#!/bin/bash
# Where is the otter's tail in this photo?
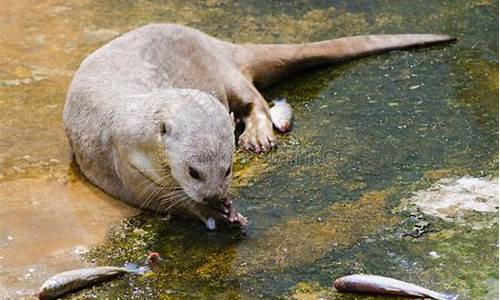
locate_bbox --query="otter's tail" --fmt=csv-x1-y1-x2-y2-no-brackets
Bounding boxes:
236,34,455,87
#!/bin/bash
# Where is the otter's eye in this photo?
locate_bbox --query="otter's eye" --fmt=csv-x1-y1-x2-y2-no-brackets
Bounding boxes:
189,166,200,180
225,166,231,177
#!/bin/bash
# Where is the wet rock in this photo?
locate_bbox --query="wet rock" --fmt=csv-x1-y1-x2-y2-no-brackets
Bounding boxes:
408,176,498,227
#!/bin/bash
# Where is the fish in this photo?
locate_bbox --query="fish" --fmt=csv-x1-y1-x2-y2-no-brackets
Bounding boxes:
333,274,457,300
269,99,293,133
38,264,146,300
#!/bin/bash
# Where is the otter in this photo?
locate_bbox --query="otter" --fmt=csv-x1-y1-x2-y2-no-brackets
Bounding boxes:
63,24,454,226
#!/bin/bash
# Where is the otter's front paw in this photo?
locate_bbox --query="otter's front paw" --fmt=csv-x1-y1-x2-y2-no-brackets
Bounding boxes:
238,113,276,153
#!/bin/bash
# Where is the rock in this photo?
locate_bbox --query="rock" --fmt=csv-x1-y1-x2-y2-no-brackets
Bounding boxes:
408,176,498,227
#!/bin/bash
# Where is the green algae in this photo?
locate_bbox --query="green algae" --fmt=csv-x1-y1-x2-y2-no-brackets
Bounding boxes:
234,190,396,275
288,281,334,300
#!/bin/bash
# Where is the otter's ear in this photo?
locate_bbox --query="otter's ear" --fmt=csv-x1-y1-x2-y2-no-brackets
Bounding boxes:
159,121,172,137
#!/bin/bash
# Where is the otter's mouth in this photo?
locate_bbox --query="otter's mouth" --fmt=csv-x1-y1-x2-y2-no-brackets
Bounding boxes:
130,162,247,226
207,197,232,214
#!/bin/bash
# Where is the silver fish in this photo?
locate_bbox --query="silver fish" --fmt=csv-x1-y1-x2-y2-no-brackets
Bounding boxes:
38,266,134,300
333,274,457,300
270,99,292,132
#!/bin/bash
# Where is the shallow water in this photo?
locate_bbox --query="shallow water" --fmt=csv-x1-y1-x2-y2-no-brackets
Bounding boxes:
0,0,498,299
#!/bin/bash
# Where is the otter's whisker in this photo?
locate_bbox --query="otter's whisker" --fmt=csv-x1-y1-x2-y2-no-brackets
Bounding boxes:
160,193,189,212
156,190,183,209
159,197,183,213
136,176,162,200
181,200,209,224
137,172,173,196
160,192,186,207
140,187,163,211
136,173,180,210
138,184,161,210
141,183,178,211
145,184,175,210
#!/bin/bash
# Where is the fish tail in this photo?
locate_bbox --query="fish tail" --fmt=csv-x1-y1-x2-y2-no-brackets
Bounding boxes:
123,263,150,275
428,291,458,300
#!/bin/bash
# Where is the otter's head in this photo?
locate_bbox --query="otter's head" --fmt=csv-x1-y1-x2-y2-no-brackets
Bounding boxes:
161,91,235,205
122,89,235,212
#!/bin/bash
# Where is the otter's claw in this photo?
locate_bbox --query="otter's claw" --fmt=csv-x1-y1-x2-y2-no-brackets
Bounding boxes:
220,211,248,227
216,196,249,228
239,114,276,153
